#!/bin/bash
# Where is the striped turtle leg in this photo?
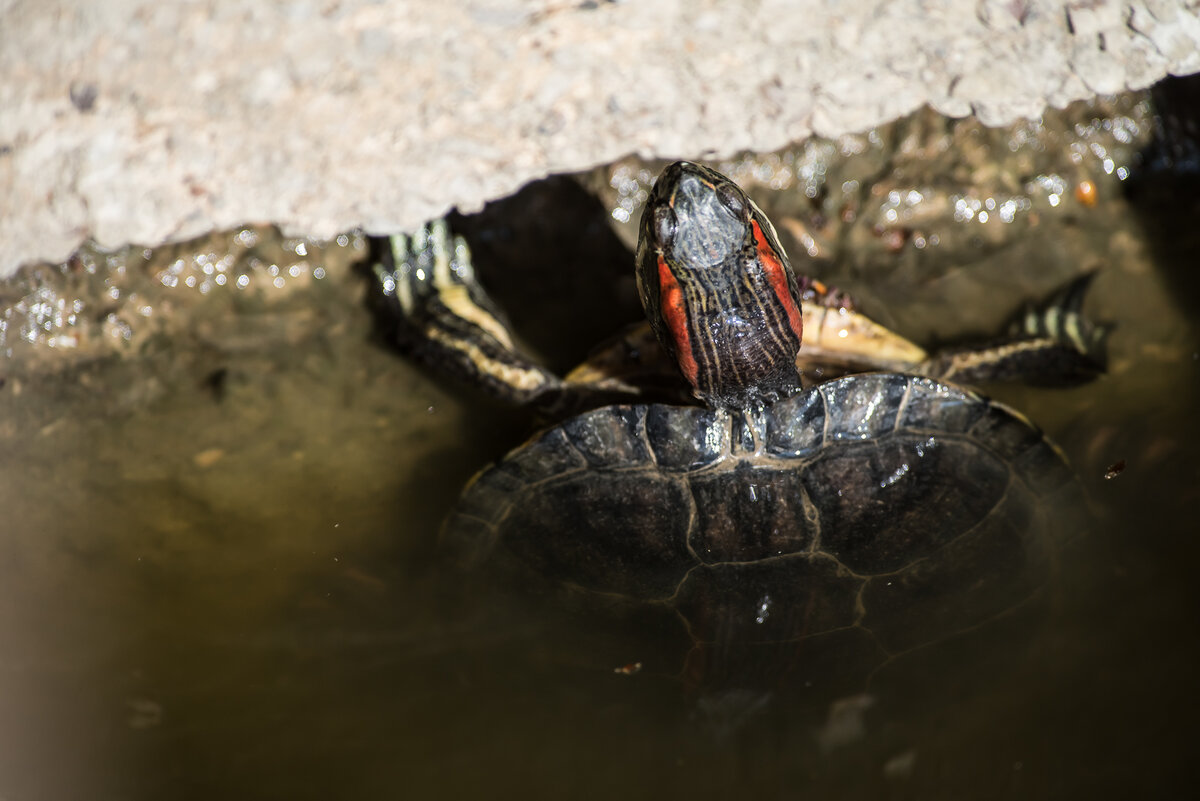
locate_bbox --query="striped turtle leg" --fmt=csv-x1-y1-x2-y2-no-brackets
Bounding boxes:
923,272,1110,386
369,220,565,408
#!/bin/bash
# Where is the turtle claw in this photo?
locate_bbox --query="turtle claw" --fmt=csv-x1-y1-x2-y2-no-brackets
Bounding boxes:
1014,270,1110,375
1016,271,1109,360
370,219,511,347
374,220,476,318
367,220,564,407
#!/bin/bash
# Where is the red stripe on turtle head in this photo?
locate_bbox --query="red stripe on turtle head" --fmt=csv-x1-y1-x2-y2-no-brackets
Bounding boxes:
751,220,804,345
657,255,699,387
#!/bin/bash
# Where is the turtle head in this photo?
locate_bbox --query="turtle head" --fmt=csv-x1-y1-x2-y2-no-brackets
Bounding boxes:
636,162,805,409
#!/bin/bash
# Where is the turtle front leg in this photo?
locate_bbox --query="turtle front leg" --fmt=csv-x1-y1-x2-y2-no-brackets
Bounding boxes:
369,220,565,408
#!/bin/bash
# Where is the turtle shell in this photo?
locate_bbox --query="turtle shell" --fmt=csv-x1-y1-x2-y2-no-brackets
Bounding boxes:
444,372,1080,669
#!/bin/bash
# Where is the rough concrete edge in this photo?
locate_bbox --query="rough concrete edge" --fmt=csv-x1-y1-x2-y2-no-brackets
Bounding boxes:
1,0,1199,278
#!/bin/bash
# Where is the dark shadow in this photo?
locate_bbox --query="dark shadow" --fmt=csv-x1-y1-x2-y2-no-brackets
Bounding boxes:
449,175,642,372
1125,74,1200,316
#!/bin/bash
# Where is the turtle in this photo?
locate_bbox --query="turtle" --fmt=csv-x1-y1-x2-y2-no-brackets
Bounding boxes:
367,161,1098,706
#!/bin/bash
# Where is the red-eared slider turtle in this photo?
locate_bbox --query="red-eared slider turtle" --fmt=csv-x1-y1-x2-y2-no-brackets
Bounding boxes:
368,162,1098,702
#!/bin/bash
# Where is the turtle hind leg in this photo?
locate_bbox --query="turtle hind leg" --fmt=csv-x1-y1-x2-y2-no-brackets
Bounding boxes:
925,272,1110,387
1013,271,1110,373
366,221,564,408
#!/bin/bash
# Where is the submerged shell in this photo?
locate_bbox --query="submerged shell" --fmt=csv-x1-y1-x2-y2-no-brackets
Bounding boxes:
444,373,1080,658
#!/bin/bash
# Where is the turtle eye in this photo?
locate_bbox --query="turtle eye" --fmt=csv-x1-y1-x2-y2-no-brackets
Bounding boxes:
654,205,677,244
716,182,748,220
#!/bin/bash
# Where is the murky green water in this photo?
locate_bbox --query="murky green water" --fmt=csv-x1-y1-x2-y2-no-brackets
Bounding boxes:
2,99,1198,799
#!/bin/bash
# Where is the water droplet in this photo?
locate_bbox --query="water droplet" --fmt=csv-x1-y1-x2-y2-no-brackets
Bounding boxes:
755,594,771,624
